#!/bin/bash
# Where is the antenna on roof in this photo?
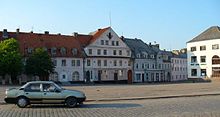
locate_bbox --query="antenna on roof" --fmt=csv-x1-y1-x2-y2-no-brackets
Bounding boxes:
109,11,112,27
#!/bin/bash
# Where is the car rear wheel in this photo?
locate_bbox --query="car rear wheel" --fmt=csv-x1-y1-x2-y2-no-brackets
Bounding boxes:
66,97,77,108
17,97,29,108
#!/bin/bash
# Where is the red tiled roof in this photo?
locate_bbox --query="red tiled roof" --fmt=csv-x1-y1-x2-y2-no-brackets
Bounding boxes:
89,27,110,44
76,34,93,47
1,32,85,58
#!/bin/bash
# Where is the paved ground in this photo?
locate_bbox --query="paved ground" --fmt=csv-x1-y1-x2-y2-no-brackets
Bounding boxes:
1,82,220,102
1,95,220,117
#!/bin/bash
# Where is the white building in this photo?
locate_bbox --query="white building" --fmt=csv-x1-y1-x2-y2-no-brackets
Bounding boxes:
187,26,220,78
83,27,133,83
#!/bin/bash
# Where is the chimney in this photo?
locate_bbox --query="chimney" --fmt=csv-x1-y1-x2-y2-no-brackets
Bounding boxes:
44,31,49,34
30,31,33,33
120,36,124,40
16,28,20,34
149,42,151,46
57,33,61,35
2,29,8,39
73,32,78,37
98,28,101,31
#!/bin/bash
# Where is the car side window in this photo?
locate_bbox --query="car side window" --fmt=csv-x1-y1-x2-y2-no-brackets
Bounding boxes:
43,84,56,92
24,83,41,92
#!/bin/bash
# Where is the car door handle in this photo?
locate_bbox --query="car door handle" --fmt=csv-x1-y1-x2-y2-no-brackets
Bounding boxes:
44,93,47,95
25,93,29,95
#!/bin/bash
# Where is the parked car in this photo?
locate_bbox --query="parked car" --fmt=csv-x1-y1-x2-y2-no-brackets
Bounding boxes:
4,81,86,108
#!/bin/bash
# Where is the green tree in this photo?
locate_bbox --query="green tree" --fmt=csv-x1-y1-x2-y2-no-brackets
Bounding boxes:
25,48,55,81
0,38,23,84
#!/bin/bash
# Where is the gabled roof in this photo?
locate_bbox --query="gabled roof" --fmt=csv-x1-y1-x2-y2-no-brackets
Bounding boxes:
0,31,85,58
188,26,220,43
123,38,157,59
89,27,110,44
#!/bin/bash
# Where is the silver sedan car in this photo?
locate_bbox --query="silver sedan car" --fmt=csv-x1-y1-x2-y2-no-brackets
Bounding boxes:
4,81,86,108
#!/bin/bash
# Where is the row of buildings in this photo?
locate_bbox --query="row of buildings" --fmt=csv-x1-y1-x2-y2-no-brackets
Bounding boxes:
0,27,187,84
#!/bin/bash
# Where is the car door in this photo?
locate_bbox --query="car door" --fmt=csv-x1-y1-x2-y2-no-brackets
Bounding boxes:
42,83,63,103
24,83,43,103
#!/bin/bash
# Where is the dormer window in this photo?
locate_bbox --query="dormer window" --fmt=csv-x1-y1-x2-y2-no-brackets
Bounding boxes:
151,55,155,59
60,47,67,56
137,54,141,58
27,48,33,54
51,47,57,56
72,48,78,56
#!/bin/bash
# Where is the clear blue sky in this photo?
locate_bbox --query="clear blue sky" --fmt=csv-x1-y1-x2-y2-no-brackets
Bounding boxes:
0,0,219,50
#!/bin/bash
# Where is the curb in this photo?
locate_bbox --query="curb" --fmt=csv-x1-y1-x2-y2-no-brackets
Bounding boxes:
85,93,220,102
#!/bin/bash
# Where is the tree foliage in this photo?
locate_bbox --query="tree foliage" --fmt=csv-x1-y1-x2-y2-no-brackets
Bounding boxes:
25,48,55,80
0,38,23,81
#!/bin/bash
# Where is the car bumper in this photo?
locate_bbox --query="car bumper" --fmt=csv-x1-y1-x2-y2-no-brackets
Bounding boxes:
77,97,86,103
4,98,16,104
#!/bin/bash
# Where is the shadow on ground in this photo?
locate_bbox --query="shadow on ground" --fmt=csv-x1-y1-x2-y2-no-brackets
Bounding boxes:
27,103,142,109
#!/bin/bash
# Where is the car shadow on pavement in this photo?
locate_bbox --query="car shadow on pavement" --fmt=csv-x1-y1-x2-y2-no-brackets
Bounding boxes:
28,103,142,109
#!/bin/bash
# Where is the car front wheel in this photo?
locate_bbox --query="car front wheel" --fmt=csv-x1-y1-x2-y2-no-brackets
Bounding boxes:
66,97,77,108
17,97,29,108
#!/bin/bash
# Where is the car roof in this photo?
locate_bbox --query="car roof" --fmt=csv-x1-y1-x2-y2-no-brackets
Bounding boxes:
27,81,55,84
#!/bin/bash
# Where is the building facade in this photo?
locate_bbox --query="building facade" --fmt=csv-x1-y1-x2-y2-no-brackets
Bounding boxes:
171,53,187,81
124,38,172,82
83,27,132,83
187,26,220,78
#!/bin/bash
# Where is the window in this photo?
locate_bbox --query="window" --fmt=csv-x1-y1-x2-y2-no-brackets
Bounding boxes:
27,48,33,54
212,55,220,64
141,64,144,69
137,54,141,58
200,45,206,51
51,47,57,56
113,50,117,55
104,60,107,66
191,56,197,63
88,49,92,55
43,84,56,92
136,74,141,81
52,59,57,66
60,47,67,56
116,41,119,46
97,49,101,55
127,50,130,56
136,63,138,69
119,60,122,66
191,69,197,76
201,69,207,76
72,71,79,81
98,60,101,66
114,60,117,66
128,60,131,66
72,60,75,66
25,83,41,92
101,40,104,45
87,60,91,66
72,48,77,56
62,60,66,66
77,60,80,66
119,50,122,55
191,47,196,52
212,44,219,50
112,41,115,46
105,40,109,45
103,50,107,55
200,56,206,63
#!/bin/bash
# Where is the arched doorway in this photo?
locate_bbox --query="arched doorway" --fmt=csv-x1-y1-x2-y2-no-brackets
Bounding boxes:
127,70,132,84
167,72,171,82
